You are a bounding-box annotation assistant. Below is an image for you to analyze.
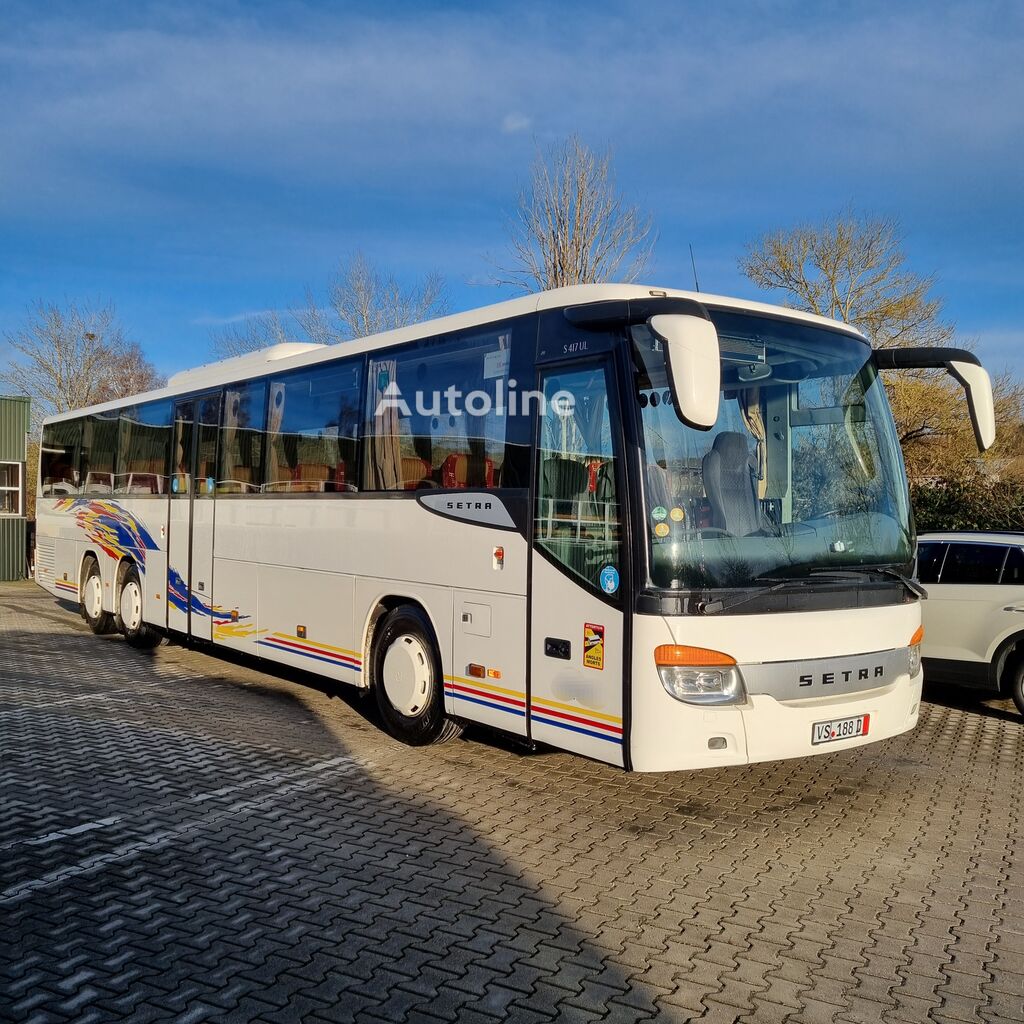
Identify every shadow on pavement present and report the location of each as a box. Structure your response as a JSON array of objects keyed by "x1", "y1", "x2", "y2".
[
  {"x1": 0, "y1": 599, "x2": 683, "y2": 1023},
  {"x1": 922, "y1": 678, "x2": 1021, "y2": 724}
]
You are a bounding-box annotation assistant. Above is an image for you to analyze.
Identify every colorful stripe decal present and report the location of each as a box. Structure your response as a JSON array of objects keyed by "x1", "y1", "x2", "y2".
[
  {"x1": 530, "y1": 694, "x2": 623, "y2": 744},
  {"x1": 444, "y1": 675, "x2": 622, "y2": 744},
  {"x1": 444, "y1": 676, "x2": 527, "y2": 718},
  {"x1": 258, "y1": 633, "x2": 362, "y2": 672},
  {"x1": 54, "y1": 579, "x2": 78, "y2": 595},
  {"x1": 531, "y1": 695, "x2": 623, "y2": 727},
  {"x1": 530, "y1": 711, "x2": 623, "y2": 744}
]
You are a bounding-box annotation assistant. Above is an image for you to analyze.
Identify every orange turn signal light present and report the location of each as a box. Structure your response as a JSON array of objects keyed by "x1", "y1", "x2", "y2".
[
  {"x1": 468, "y1": 663, "x2": 486, "y2": 679},
  {"x1": 910, "y1": 625, "x2": 924, "y2": 646},
  {"x1": 655, "y1": 644, "x2": 736, "y2": 667}
]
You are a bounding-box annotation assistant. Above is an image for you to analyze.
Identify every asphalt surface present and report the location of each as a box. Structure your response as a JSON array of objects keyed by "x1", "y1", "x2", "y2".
[{"x1": 1, "y1": 580, "x2": 1022, "y2": 1023}]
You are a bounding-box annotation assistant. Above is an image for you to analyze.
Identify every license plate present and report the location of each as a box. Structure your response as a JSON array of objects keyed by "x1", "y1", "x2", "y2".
[{"x1": 811, "y1": 713, "x2": 869, "y2": 745}]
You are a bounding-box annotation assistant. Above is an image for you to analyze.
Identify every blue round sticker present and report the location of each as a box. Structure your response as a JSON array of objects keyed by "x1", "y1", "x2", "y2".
[{"x1": 600, "y1": 565, "x2": 619, "y2": 595}]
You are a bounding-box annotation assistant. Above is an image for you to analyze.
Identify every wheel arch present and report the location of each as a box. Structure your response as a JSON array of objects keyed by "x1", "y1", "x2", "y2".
[
  {"x1": 360, "y1": 593, "x2": 444, "y2": 691},
  {"x1": 992, "y1": 630, "x2": 1024, "y2": 694}
]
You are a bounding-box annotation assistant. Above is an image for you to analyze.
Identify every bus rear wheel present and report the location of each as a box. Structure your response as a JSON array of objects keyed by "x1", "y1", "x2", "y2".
[
  {"x1": 81, "y1": 557, "x2": 116, "y2": 635},
  {"x1": 116, "y1": 564, "x2": 164, "y2": 649},
  {"x1": 372, "y1": 605, "x2": 463, "y2": 746}
]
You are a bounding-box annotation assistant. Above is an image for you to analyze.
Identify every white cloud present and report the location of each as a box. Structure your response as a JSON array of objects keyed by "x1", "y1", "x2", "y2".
[
  {"x1": 501, "y1": 112, "x2": 532, "y2": 134},
  {"x1": 190, "y1": 308, "x2": 280, "y2": 327}
]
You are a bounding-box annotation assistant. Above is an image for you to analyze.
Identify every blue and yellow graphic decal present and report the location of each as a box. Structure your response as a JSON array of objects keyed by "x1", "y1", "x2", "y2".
[{"x1": 167, "y1": 566, "x2": 261, "y2": 640}]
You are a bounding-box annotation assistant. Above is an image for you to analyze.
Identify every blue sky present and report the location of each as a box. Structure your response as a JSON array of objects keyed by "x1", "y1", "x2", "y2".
[{"x1": 1, "y1": 0, "x2": 1022, "y2": 379}]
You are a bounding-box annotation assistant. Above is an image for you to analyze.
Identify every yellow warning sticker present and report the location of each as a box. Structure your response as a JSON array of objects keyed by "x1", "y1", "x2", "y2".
[{"x1": 583, "y1": 622, "x2": 605, "y2": 670}]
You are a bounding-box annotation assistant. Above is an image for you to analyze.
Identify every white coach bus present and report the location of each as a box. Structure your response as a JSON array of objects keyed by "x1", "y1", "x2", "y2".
[{"x1": 34, "y1": 285, "x2": 996, "y2": 771}]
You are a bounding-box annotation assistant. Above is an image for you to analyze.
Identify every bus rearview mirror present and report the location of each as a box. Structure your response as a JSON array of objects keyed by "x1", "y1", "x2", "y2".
[
  {"x1": 874, "y1": 346, "x2": 996, "y2": 452},
  {"x1": 649, "y1": 314, "x2": 721, "y2": 430},
  {"x1": 947, "y1": 360, "x2": 996, "y2": 451}
]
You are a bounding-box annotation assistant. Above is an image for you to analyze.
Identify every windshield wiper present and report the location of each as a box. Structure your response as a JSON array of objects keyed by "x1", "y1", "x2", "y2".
[
  {"x1": 804, "y1": 566, "x2": 927, "y2": 600},
  {"x1": 698, "y1": 576, "x2": 823, "y2": 615},
  {"x1": 698, "y1": 565, "x2": 924, "y2": 616}
]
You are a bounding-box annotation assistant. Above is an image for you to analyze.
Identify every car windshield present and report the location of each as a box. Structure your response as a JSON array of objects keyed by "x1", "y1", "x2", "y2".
[{"x1": 632, "y1": 308, "x2": 913, "y2": 591}]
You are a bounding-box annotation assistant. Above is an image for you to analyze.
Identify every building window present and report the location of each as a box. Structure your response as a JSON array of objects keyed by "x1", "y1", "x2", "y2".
[{"x1": 0, "y1": 462, "x2": 23, "y2": 516}]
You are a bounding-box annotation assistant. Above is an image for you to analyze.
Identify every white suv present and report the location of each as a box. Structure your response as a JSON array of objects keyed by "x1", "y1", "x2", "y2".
[{"x1": 917, "y1": 531, "x2": 1024, "y2": 716}]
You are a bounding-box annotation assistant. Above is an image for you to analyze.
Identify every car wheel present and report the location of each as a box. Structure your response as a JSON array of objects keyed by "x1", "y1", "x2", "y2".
[
  {"x1": 372, "y1": 605, "x2": 463, "y2": 746},
  {"x1": 1010, "y1": 659, "x2": 1024, "y2": 717},
  {"x1": 81, "y1": 557, "x2": 116, "y2": 635},
  {"x1": 116, "y1": 564, "x2": 165, "y2": 649}
]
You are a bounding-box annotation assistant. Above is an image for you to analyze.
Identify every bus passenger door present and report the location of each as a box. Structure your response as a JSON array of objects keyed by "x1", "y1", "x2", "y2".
[
  {"x1": 190, "y1": 393, "x2": 221, "y2": 640},
  {"x1": 529, "y1": 360, "x2": 627, "y2": 767},
  {"x1": 167, "y1": 392, "x2": 221, "y2": 639}
]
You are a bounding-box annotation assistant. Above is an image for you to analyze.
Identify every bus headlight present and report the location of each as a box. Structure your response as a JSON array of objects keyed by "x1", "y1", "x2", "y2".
[
  {"x1": 655, "y1": 645, "x2": 747, "y2": 705},
  {"x1": 908, "y1": 625, "x2": 924, "y2": 677}
]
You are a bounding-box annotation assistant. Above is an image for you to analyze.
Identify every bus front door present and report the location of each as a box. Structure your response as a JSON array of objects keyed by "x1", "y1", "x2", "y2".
[
  {"x1": 529, "y1": 360, "x2": 627, "y2": 767},
  {"x1": 167, "y1": 393, "x2": 221, "y2": 639}
]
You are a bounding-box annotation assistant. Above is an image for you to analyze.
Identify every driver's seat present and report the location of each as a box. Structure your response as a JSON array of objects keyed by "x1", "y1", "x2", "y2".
[{"x1": 701, "y1": 432, "x2": 762, "y2": 536}]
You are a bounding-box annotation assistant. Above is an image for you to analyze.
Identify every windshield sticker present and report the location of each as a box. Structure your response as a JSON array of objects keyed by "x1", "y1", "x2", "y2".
[
  {"x1": 670, "y1": 507, "x2": 685, "y2": 522},
  {"x1": 651, "y1": 506, "x2": 668, "y2": 522},
  {"x1": 600, "y1": 565, "x2": 619, "y2": 595},
  {"x1": 483, "y1": 348, "x2": 510, "y2": 380},
  {"x1": 654, "y1": 522, "x2": 670, "y2": 538},
  {"x1": 583, "y1": 623, "x2": 605, "y2": 670}
]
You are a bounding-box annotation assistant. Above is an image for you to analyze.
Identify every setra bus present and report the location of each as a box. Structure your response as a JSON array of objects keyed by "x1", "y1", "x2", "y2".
[{"x1": 34, "y1": 285, "x2": 996, "y2": 771}]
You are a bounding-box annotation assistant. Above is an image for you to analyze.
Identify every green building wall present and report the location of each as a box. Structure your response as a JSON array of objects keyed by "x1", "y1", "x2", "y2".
[{"x1": 0, "y1": 395, "x2": 30, "y2": 581}]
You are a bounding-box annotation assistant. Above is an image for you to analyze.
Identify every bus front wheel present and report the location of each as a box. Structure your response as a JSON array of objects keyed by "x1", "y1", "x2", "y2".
[
  {"x1": 81, "y1": 557, "x2": 116, "y2": 635},
  {"x1": 372, "y1": 605, "x2": 463, "y2": 746}
]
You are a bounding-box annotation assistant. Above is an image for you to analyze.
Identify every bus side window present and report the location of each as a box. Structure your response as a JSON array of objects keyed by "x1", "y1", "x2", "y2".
[
  {"x1": 171, "y1": 402, "x2": 195, "y2": 495},
  {"x1": 362, "y1": 318, "x2": 532, "y2": 492},
  {"x1": 81, "y1": 412, "x2": 118, "y2": 495},
  {"x1": 535, "y1": 364, "x2": 622, "y2": 594},
  {"x1": 265, "y1": 361, "x2": 362, "y2": 493},
  {"x1": 219, "y1": 382, "x2": 267, "y2": 494},
  {"x1": 40, "y1": 419, "x2": 82, "y2": 496}
]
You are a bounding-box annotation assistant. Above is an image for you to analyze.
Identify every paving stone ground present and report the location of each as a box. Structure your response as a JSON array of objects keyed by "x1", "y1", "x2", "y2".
[{"x1": 1, "y1": 579, "x2": 1023, "y2": 1024}]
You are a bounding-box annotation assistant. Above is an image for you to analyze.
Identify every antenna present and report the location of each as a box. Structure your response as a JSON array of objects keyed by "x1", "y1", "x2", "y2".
[{"x1": 689, "y1": 244, "x2": 701, "y2": 292}]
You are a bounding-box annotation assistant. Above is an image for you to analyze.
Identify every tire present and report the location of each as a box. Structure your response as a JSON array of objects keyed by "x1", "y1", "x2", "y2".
[
  {"x1": 372, "y1": 605, "x2": 463, "y2": 746},
  {"x1": 1010, "y1": 659, "x2": 1024, "y2": 718},
  {"x1": 81, "y1": 557, "x2": 116, "y2": 635},
  {"x1": 116, "y1": 564, "x2": 165, "y2": 649}
]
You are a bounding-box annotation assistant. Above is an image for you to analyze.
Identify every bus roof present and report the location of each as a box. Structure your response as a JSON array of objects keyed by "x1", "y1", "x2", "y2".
[{"x1": 40, "y1": 283, "x2": 868, "y2": 424}]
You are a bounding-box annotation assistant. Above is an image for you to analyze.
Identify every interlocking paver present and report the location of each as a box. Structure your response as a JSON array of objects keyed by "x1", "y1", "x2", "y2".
[{"x1": 1, "y1": 580, "x2": 1023, "y2": 1024}]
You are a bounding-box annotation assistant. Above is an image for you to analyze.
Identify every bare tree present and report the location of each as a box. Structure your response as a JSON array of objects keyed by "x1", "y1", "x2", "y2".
[
  {"x1": 495, "y1": 135, "x2": 656, "y2": 292},
  {"x1": 211, "y1": 311, "x2": 293, "y2": 359},
  {"x1": 740, "y1": 211, "x2": 1022, "y2": 480},
  {"x1": 211, "y1": 253, "x2": 448, "y2": 357},
  {"x1": 1, "y1": 300, "x2": 164, "y2": 428},
  {"x1": 322, "y1": 252, "x2": 447, "y2": 340},
  {"x1": 741, "y1": 211, "x2": 954, "y2": 348}
]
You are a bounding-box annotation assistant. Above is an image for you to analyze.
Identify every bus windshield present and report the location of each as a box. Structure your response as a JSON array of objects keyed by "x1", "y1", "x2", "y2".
[{"x1": 632, "y1": 309, "x2": 913, "y2": 592}]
